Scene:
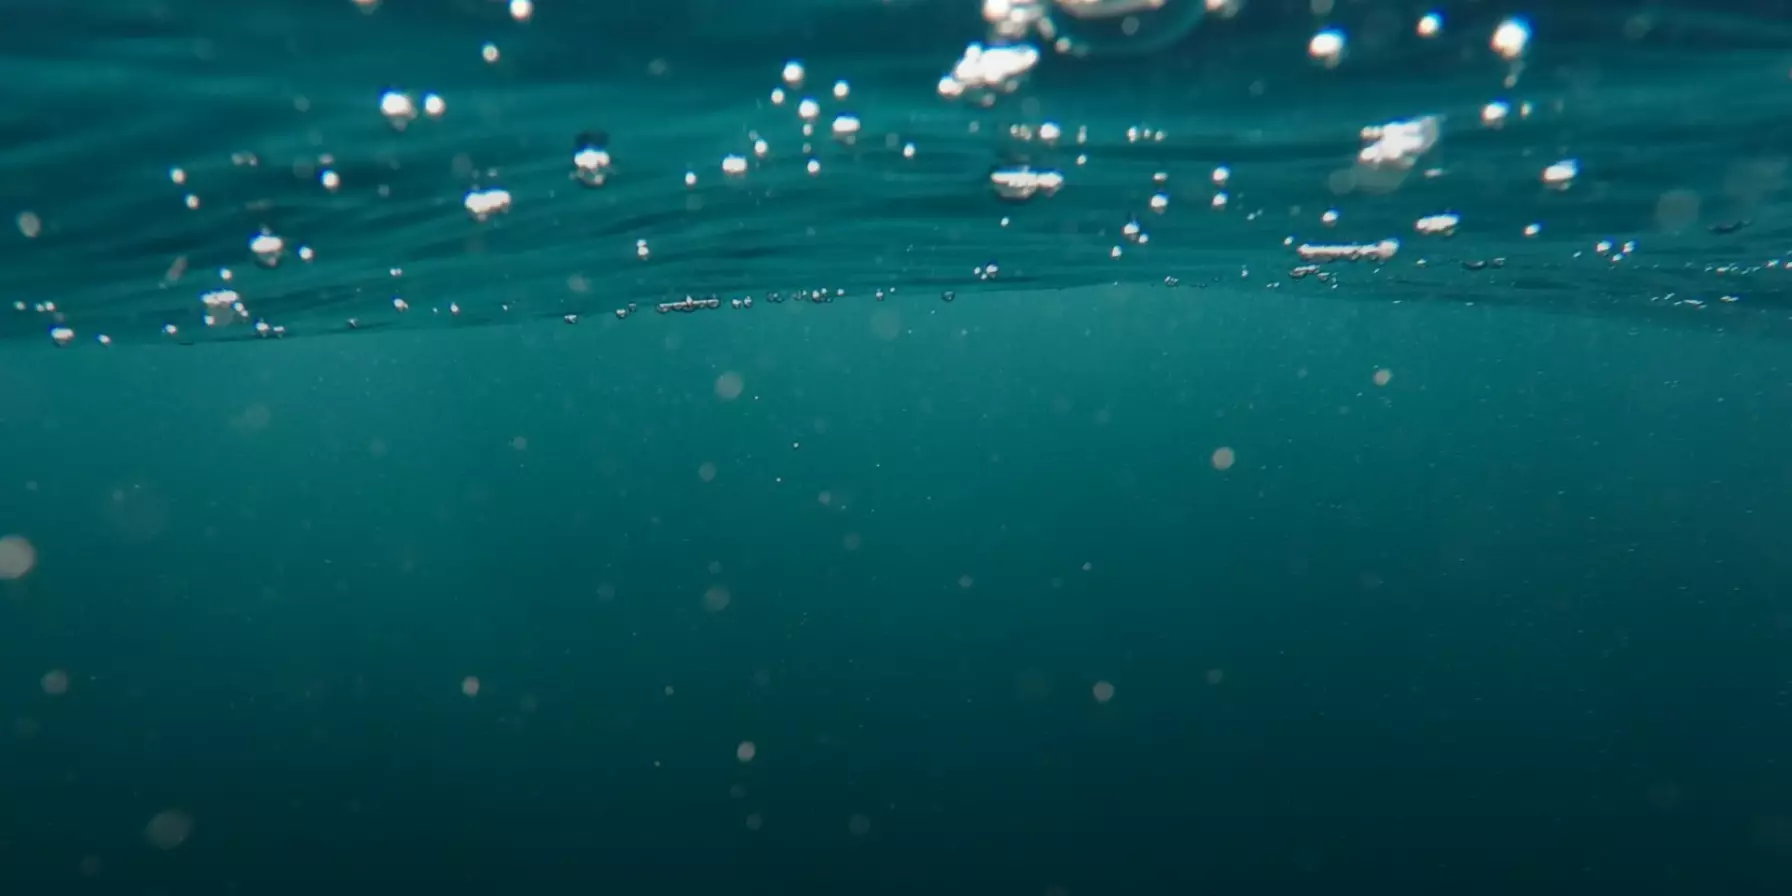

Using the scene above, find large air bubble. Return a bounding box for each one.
[1041,0,1205,56]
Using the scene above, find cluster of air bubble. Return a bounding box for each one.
[972,0,1217,62]
[20,0,1766,349]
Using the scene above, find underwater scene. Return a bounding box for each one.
[4,0,1792,892]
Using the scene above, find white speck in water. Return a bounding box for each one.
[0,535,37,579]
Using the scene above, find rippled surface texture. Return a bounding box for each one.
[6,2,1792,894]
[7,0,1792,343]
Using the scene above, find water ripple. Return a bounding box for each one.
[5,0,1792,347]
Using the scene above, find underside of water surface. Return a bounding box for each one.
[4,0,1792,347]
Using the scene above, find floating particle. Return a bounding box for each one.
[482,42,500,63]
[249,232,284,267]
[736,741,757,763]
[378,90,416,129]
[1414,213,1458,236]
[1541,159,1578,190]
[989,166,1063,200]
[702,585,732,613]
[1417,12,1442,37]
[573,138,613,187]
[144,810,194,850]
[461,676,481,697]
[832,79,849,99]
[848,814,871,836]
[1523,222,1542,237]
[41,669,68,696]
[1358,116,1439,170]
[1211,165,1230,185]
[698,461,718,482]
[1296,239,1399,263]
[0,535,37,579]
[463,188,512,221]
[1308,28,1346,67]
[958,574,974,589]
[797,97,820,120]
[721,155,748,176]
[805,159,820,175]
[1480,101,1509,127]
[1092,680,1115,703]
[1373,368,1393,387]
[938,42,1039,101]
[15,211,41,238]
[714,371,744,401]
[49,326,75,347]
[781,60,805,86]
[508,0,532,22]
[319,169,340,191]
[422,93,445,118]
[831,115,860,142]
[1491,17,1530,60]
[1321,209,1340,226]
[1210,446,1236,471]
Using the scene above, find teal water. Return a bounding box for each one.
[5,0,1792,892]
